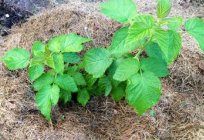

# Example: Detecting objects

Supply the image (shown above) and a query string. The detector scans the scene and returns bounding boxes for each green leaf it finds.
[77,89,90,107]
[127,15,155,45]
[48,35,62,53]
[153,29,182,64]
[126,72,161,115]
[63,52,80,64]
[35,84,60,120]
[185,18,204,51]
[2,48,30,70]
[113,58,140,81]
[28,64,44,81]
[33,73,54,91]
[111,86,125,102]
[48,34,90,53]
[84,48,113,78]
[157,0,172,18]
[30,57,45,67]
[141,57,169,77]
[85,74,97,88]
[163,16,183,31]
[145,42,165,61]
[44,47,55,69]
[131,14,155,24]
[60,89,72,104]
[53,53,64,74]
[66,65,78,75]
[61,34,90,52]
[100,0,137,23]
[45,55,55,69]
[167,31,182,63]
[98,76,112,96]
[108,58,124,77]
[54,74,78,92]
[32,41,45,57]
[71,72,86,86]
[111,79,121,88]
[153,29,169,59]
[109,27,139,57]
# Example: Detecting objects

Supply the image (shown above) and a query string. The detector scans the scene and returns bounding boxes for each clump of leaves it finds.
[1,0,204,121]
[100,0,204,112]
[1,34,91,121]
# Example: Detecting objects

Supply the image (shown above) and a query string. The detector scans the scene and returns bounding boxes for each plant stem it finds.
[134,36,153,59]
[134,48,144,59]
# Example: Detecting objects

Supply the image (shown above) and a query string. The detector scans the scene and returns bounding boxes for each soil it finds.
[0,0,204,140]
[0,2,31,36]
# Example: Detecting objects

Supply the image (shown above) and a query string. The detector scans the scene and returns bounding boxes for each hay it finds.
[2,3,119,50]
[0,1,204,139]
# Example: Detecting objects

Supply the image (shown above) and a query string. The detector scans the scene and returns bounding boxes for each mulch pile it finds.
[0,1,204,139]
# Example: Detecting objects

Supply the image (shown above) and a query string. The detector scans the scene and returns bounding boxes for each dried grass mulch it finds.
[0,1,204,140]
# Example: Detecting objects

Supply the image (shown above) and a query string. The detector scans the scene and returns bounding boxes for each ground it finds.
[0,0,204,140]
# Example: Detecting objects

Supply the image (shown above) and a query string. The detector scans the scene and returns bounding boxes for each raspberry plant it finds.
[2,34,91,121]
[1,0,204,121]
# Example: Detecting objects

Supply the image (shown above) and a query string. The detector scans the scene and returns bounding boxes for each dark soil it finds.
[0,2,31,36]
[0,0,104,36]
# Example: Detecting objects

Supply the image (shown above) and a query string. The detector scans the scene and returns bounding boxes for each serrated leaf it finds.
[30,57,45,67]
[141,57,169,77]
[60,89,72,104]
[66,65,78,75]
[168,31,182,63]
[45,55,55,68]
[28,64,44,81]
[77,89,90,107]
[100,0,137,23]
[164,16,183,31]
[48,34,90,53]
[70,72,86,86]
[153,29,182,64]
[32,41,45,57]
[98,76,112,96]
[127,15,155,45]
[111,86,125,102]
[185,18,204,51]
[84,48,113,78]
[113,58,140,81]
[153,29,169,59]
[53,53,64,74]
[157,0,172,18]
[35,84,60,120]
[48,35,62,53]
[109,27,139,57]
[85,74,97,88]
[2,48,30,70]
[47,69,56,76]
[54,74,78,92]
[108,58,124,77]
[111,79,121,88]
[63,52,80,64]
[145,42,166,61]
[126,72,161,115]
[44,47,55,69]
[131,14,155,24]
[61,34,90,52]
[33,73,54,91]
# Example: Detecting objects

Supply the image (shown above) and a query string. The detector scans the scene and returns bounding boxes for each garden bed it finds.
[0,1,204,139]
